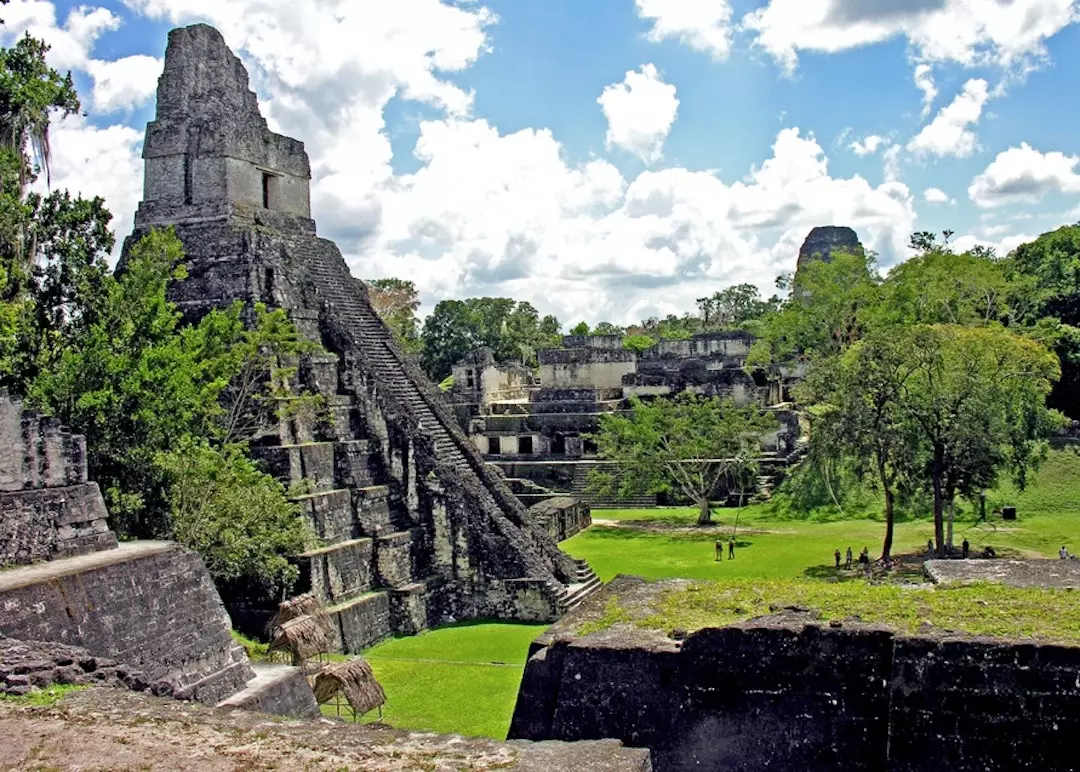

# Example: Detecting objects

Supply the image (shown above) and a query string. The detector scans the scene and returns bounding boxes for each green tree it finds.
[622,334,656,354]
[0,32,79,193]
[1008,224,1080,417]
[589,395,779,524]
[592,321,625,335]
[799,328,919,559]
[367,277,421,354]
[419,297,562,379]
[697,284,776,330]
[157,439,310,593]
[569,320,590,336]
[29,228,317,539]
[897,325,1062,552]
[747,248,882,398]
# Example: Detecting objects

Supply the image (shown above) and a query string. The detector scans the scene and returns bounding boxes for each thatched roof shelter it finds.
[267,614,329,665]
[267,593,330,634]
[313,658,386,717]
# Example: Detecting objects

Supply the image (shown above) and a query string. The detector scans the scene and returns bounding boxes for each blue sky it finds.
[8,0,1080,325]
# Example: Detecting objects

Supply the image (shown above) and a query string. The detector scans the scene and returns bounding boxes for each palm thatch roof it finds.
[267,615,329,664]
[313,658,386,716]
[267,593,329,634]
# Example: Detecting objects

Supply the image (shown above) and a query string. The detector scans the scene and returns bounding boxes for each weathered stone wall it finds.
[527,497,592,542]
[539,348,636,390]
[0,394,116,567]
[0,542,254,705]
[511,577,1080,771]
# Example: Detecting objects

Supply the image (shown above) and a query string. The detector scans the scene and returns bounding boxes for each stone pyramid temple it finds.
[122,24,600,652]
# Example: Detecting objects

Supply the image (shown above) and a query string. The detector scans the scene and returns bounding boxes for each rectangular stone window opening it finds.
[262,172,273,209]
[466,369,475,389]
[518,436,533,455]
[551,433,566,455]
[489,436,502,455]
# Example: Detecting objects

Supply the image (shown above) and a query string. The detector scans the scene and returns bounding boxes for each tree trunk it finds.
[946,498,955,549]
[698,497,712,525]
[878,453,895,561]
[931,445,945,555]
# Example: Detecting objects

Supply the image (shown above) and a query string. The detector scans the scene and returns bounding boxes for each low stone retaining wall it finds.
[511,576,1080,771]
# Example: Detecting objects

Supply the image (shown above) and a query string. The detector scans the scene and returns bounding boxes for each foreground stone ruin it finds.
[511,576,1080,771]
[123,24,600,648]
[0,687,652,771]
[0,393,319,718]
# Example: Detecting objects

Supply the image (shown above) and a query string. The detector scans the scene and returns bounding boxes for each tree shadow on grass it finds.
[801,550,933,584]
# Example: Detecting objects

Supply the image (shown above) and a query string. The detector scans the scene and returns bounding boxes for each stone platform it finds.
[0,687,653,771]
[0,541,315,718]
[511,575,1080,771]
[925,557,1080,588]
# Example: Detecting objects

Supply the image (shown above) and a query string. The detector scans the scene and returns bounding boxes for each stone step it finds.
[217,662,320,719]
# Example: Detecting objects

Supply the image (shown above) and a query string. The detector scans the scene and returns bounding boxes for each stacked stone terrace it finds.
[451,331,803,508]
[0,394,318,717]
[122,24,598,651]
[0,392,116,565]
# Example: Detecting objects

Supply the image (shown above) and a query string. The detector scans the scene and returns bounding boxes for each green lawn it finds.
[341,450,1080,740]
[564,450,1080,582]
[348,622,547,739]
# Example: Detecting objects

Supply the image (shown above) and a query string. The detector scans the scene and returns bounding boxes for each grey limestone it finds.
[122,23,593,649]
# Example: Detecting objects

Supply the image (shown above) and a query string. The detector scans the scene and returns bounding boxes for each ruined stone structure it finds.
[511,576,1080,771]
[0,392,116,565]
[0,394,319,718]
[451,331,803,508]
[123,24,597,650]
[795,225,864,274]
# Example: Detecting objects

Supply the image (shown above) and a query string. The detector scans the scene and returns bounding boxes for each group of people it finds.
[714,538,736,561]
[833,546,872,575]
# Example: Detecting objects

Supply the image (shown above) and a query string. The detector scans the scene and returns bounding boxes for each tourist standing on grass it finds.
[1062,545,1070,560]
[715,540,723,561]
[728,538,735,559]
[962,538,970,559]
[834,549,841,569]
[844,547,853,570]
[927,539,934,556]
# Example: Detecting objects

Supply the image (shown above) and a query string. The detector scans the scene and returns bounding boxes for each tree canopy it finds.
[590,395,779,524]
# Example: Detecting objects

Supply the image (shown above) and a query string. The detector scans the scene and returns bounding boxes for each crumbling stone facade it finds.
[123,24,596,650]
[512,576,1080,771]
[0,392,116,566]
[0,394,318,718]
[452,331,804,509]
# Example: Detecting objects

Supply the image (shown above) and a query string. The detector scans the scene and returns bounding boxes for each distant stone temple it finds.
[0,393,319,717]
[449,331,806,508]
[795,225,865,276]
[122,24,599,650]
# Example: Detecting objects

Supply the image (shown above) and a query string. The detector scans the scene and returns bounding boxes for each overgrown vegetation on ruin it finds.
[0,32,312,597]
[591,579,1080,645]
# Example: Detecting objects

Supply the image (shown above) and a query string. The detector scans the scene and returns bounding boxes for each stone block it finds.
[389,583,428,636]
[295,538,374,602]
[294,489,354,544]
[329,592,393,653]
[375,531,415,588]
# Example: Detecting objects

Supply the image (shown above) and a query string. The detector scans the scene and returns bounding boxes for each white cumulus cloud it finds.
[923,187,955,205]
[851,134,886,157]
[969,143,1080,207]
[597,64,680,164]
[634,0,734,61]
[741,0,1079,75]
[907,79,990,159]
[85,55,162,113]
